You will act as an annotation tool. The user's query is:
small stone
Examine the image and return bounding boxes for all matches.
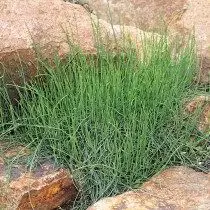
[186,95,210,134]
[4,145,30,158]
[0,157,4,164]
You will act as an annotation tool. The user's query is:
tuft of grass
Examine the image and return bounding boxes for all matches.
[0,35,209,209]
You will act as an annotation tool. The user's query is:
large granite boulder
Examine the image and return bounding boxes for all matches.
[88,166,210,210]
[0,0,95,85]
[91,0,186,30]
[91,0,210,83]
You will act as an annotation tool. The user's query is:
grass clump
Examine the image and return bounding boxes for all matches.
[0,36,209,209]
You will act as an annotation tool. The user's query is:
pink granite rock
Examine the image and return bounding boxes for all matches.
[91,0,210,83]
[0,142,78,210]
[88,166,210,210]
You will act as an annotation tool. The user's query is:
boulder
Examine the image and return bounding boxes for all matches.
[91,0,187,30]
[87,166,210,210]
[0,142,78,210]
[0,0,96,85]
[90,15,160,52]
[91,0,210,83]
[170,0,210,84]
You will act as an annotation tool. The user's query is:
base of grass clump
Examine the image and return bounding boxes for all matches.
[0,35,209,209]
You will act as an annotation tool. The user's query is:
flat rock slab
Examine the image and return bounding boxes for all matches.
[0,142,78,210]
[88,166,210,210]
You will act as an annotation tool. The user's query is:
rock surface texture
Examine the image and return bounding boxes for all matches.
[87,166,210,210]
[0,142,77,210]
[91,0,186,29]
[91,0,210,83]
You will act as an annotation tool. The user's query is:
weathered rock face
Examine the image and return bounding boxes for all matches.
[90,15,160,53]
[91,0,187,30]
[87,166,210,210]
[0,0,96,85]
[0,142,78,210]
[91,0,210,83]
[171,0,210,84]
